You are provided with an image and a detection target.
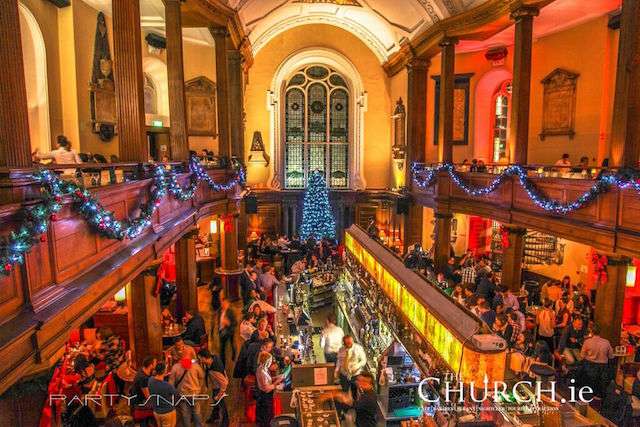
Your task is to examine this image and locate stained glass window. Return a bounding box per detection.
[284,65,350,189]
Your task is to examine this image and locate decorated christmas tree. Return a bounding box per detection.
[300,171,336,240]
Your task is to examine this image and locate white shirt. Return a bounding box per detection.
[37,147,82,165]
[335,343,367,378]
[256,365,274,392]
[249,299,276,314]
[320,324,345,354]
[240,320,256,342]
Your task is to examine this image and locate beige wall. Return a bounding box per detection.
[424,15,618,166]
[243,24,392,189]
[527,238,592,286]
[20,0,64,152]
[182,39,218,154]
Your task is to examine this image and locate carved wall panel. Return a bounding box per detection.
[185,76,217,136]
[539,68,579,140]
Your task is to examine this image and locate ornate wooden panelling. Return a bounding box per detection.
[412,173,637,258]
[0,168,232,394]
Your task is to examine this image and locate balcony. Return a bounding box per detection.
[412,164,640,258]
[0,162,236,392]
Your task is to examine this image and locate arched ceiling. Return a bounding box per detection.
[224,0,490,62]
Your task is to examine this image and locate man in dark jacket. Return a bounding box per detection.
[475,271,496,301]
[182,310,206,346]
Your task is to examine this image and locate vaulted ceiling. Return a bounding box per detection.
[224,0,491,62]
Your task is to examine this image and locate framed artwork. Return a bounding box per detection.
[432,73,474,145]
[185,76,217,137]
[539,68,579,140]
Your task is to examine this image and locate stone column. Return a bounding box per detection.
[127,271,163,367]
[610,0,640,167]
[438,38,457,163]
[227,45,245,160]
[500,226,527,292]
[0,0,32,168]
[175,229,198,318]
[113,0,147,162]
[405,57,429,186]
[217,212,242,301]
[211,27,231,159]
[595,255,630,346]
[433,212,453,272]
[164,0,189,161]
[508,6,539,165]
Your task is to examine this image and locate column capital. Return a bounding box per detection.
[606,255,633,266]
[510,5,539,21]
[434,212,453,220]
[406,56,430,71]
[209,26,229,38]
[438,36,459,48]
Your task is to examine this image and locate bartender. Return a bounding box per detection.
[256,351,284,427]
[335,335,367,398]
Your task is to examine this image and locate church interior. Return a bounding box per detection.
[1,0,640,425]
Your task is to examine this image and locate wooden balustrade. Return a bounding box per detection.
[412,170,640,258]
[0,167,234,394]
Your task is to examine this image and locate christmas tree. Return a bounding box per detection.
[300,171,336,240]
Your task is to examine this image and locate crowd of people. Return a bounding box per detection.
[411,245,632,400]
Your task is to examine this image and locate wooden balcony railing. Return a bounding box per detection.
[0,163,236,392]
[412,164,640,258]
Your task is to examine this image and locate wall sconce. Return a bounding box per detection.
[210,219,218,234]
[114,286,126,305]
[627,265,637,287]
[392,98,406,170]
[248,131,270,166]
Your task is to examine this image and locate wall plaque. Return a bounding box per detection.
[539,68,579,140]
[185,76,217,137]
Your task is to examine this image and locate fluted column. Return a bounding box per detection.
[127,272,163,367]
[610,0,640,167]
[433,212,453,272]
[211,27,231,158]
[406,57,429,186]
[175,229,198,317]
[164,0,189,161]
[227,46,244,159]
[509,6,539,165]
[500,226,526,292]
[438,38,457,163]
[594,255,630,346]
[113,0,147,162]
[0,0,32,167]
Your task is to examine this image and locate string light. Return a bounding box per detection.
[0,157,245,275]
[412,162,640,215]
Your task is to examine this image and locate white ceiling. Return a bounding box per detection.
[227,0,489,62]
[80,0,621,62]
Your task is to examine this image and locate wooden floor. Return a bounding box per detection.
[198,286,253,426]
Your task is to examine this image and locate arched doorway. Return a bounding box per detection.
[19,3,51,154]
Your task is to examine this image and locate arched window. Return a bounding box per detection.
[491,80,511,163]
[284,65,349,188]
[143,73,158,116]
